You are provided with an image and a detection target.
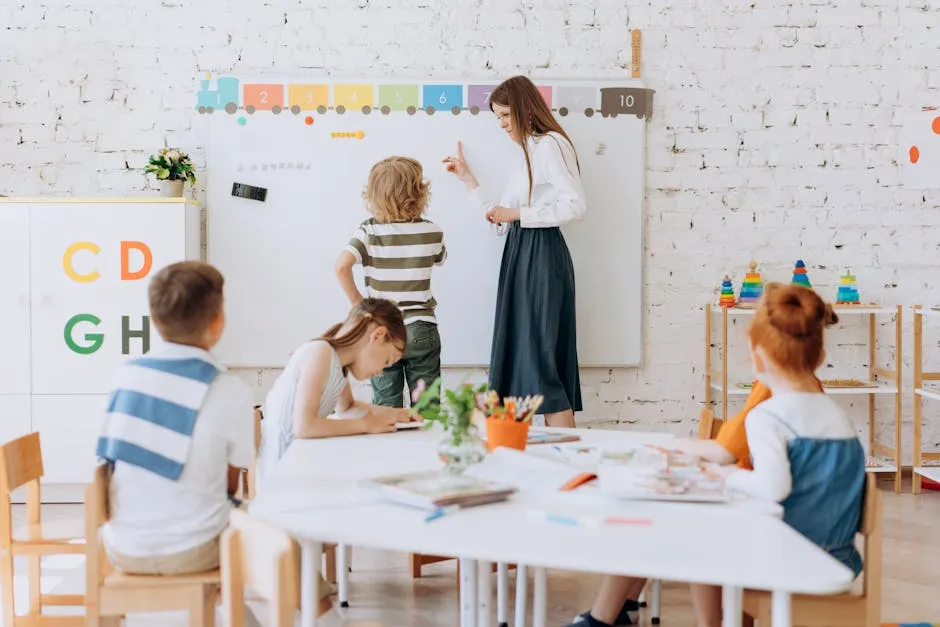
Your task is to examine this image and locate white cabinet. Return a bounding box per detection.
[0,198,201,500]
[32,394,108,485]
[29,202,193,394]
[0,206,31,395]
[0,395,31,450]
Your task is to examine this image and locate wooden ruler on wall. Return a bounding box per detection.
[631,29,642,78]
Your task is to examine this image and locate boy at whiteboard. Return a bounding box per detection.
[335,156,447,407]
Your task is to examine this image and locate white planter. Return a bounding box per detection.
[160,179,185,197]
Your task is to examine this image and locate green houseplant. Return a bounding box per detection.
[145,148,196,197]
[412,377,487,477]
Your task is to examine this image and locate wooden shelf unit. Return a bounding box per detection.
[912,306,940,494]
[705,304,903,493]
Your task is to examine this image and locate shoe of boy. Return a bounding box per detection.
[567,599,638,626]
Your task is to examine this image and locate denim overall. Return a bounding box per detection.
[763,414,866,576]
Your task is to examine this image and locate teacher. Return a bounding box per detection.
[443,75,586,427]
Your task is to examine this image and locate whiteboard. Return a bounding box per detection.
[203,77,650,368]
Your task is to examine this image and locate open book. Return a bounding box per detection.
[463,447,597,493]
[361,470,516,511]
[597,446,729,503]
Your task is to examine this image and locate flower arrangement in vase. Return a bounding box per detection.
[411,377,487,478]
[145,148,196,197]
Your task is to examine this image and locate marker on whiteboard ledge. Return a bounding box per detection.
[231,182,268,202]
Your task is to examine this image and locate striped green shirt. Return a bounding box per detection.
[346,218,447,324]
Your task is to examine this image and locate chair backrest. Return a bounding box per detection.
[0,432,45,546]
[253,406,263,453]
[221,509,300,627]
[697,408,724,440]
[858,474,882,604]
[0,432,44,494]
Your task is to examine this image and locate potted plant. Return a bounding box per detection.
[145,148,196,197]
[411,377,487,478]
[478,391,543,452]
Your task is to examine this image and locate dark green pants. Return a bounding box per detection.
[371,321,441,407]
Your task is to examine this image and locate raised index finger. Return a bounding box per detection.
[457,140,464,160]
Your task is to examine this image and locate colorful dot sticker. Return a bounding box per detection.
[304,116,314,125]
[908,114,940,163]
[903,107,939,188]
[237,116,246,126]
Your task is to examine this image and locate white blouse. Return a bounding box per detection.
[469,131,587,229]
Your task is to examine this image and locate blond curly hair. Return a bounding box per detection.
[363,156,430,223]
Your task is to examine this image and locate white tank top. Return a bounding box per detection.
[257,340,347,488]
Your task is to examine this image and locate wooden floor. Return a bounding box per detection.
[8,476,940,626]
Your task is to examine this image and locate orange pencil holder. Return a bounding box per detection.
[486,417,529,452]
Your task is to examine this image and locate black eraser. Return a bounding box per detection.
[231,182,267,202]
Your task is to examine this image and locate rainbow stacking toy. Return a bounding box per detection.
[719,275,736,308]
[737,261,764,307]
[836,268,860,304]
[791,259,812,288]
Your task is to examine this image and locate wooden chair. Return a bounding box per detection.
[698,407,725,440]
[221,509,381,627]
[242,406,339,584]
[238,406,265,502]
[85,463,221,627]
[743,473,882,627]
[0,432,85,627]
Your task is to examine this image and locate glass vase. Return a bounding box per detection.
[437,425,485,483]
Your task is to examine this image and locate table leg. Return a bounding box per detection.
[337,543,349,607]
[300,541,323,627]
[460,558,478,627]
[514,564,528,627]
[771,591,791,627]
[496,563,508,627]
[478,561,493,627]
[533,567,547,627]
[651,579,662,624]
[721,585,743,627]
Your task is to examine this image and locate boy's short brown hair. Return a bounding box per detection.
[148,261,224,342]
[362,156,430,223]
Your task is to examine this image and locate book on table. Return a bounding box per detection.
[597,445,730,503]
[462,447,597,492]
[361,470,516,511]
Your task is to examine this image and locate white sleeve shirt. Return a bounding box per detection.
[469,132,587,230]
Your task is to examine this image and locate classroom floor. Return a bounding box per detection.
[7,477,939,626]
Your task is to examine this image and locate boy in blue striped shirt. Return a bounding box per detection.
[98,261,255,576]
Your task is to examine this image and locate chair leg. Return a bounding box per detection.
[1,546,16,627]
[410,552,423,578]
[324,545,337,583]
[190,585,217,627]
[28,555,42,617]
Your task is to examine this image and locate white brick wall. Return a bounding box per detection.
[2,1,939,454]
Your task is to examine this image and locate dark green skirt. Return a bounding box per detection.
[488,222,582,414]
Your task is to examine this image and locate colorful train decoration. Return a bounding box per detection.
[195,76,654,120]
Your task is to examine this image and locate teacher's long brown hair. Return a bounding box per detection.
[489,75,580,203]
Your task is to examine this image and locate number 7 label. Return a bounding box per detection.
[468,84,497,110]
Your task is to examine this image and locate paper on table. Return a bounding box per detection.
[463,448,596,493]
